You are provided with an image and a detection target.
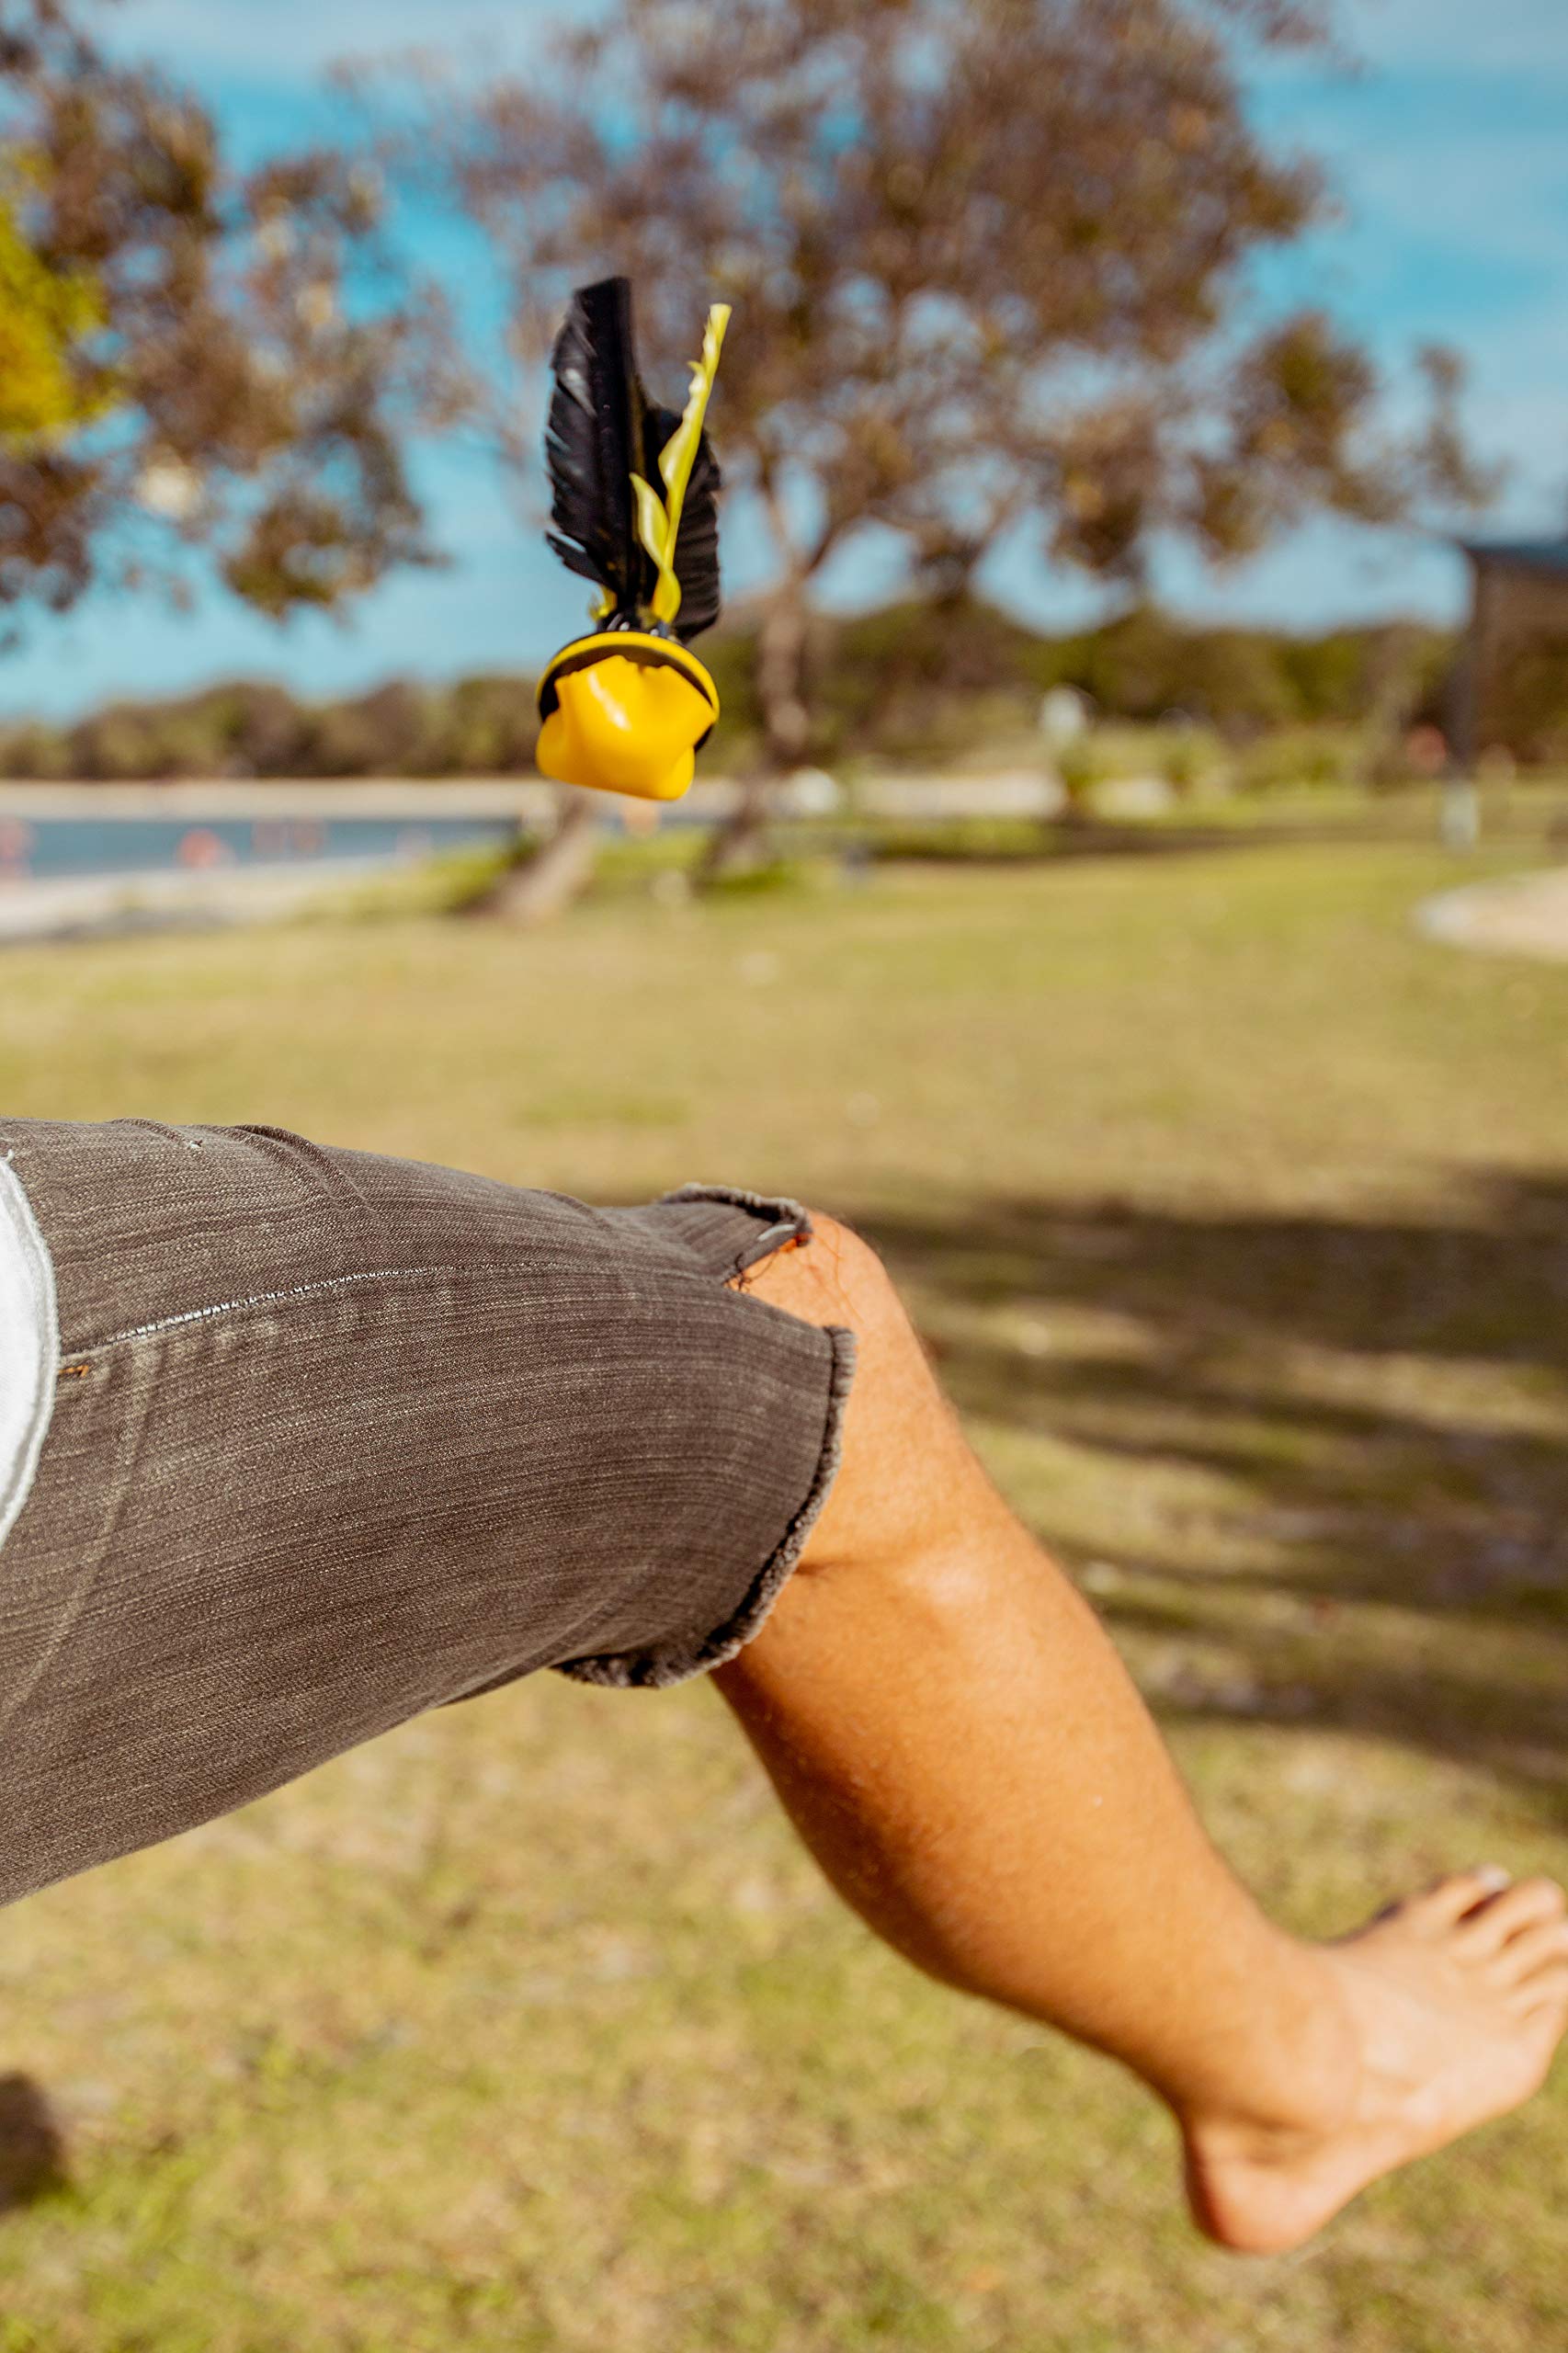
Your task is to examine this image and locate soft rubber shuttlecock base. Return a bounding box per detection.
[535,631,720,801]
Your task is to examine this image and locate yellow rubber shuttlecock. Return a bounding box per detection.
[539,278,729,800]
[535,630,720,801]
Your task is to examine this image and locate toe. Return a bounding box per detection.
[1457,1877,1567,1959]
[1488,1917,1568,1987]
[1506,1962,1568,2019]
[1409,1867,1512,1931]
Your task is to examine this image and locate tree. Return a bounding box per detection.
[0,0,463,643]
[0,180,108,445]
[379,0,1490,876]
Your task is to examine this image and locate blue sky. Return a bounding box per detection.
[6,0,1568,717]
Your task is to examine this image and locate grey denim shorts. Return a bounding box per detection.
[0,1118,855,1910]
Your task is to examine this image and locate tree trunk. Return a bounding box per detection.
[700,580,812,883]
[473,789,600,924]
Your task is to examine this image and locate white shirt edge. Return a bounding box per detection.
[0,1153,61,1555]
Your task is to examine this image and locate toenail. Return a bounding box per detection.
[1476,1865,1512,1892]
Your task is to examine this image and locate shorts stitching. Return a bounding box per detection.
[79,1265,463,1355]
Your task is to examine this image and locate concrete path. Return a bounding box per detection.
[0,779,556,822]
[0,769,1065,825]
[1416,865,1568,964]
[0,855,403,944]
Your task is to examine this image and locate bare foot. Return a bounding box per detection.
[1185,1870,1568,2254]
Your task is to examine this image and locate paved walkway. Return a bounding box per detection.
[1416,865,1568,963]
[0,779,557,823]
[0,855,403,943]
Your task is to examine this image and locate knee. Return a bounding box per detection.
[800,1209,899,1325]
[738,1207,963,1573]
[742,1208,909,1355]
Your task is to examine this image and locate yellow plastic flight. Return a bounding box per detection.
[535,630,720,801]
[631,303,730,631]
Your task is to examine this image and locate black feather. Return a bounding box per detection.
[543,277,653,627]
[545,279,724,641]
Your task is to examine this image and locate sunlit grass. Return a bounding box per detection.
[1,835,1567,2348]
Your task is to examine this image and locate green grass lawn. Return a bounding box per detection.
[2,836,1567,2351]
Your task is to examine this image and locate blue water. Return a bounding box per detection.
[0,813,519,883]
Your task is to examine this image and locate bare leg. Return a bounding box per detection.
[714,1219,1568,2252]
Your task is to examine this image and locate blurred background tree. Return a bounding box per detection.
[0,176,108,446]
[377,0,1492,880]
[0,0,465,644]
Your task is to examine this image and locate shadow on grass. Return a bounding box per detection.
[866,819,1255,866]
[858,1173,1568,1809]
[0,2075,69,2212]
[866,804,1568,867]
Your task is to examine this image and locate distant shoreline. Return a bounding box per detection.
[0,769,1065,941]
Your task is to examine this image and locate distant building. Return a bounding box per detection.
[1454,537,1568,769]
